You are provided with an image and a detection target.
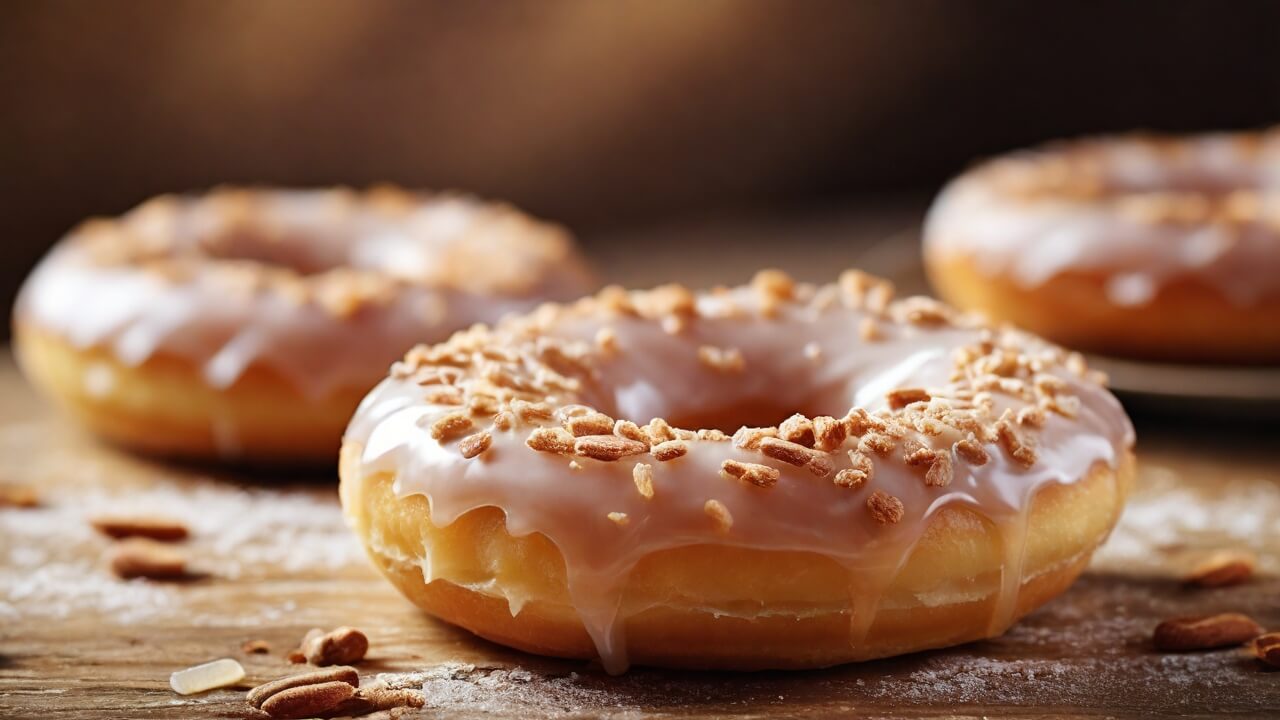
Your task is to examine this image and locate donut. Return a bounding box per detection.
[13,187,593,462]
[924,129,1280,363]
[339,270,1134,672]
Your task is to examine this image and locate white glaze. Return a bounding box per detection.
[15,188,594,401]
[344,281,1134,673]
[925,130,1280,307]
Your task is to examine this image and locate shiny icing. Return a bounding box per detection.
[15,187,594,401]
[925,130,1280,307]
[343,276,1134,673]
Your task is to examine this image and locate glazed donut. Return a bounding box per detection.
[339,270,1134,672]
[924,129,1280,363]
[14,187,593,462]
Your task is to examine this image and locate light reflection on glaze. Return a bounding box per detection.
[345,288,1134,673]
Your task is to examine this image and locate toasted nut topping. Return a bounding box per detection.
[107,538,188,580]
[428,412,474,441]
[567,411,616,437]
[704,499,733,533]
[1152,613,1264,651]
[866,490,904,524]
[759,437,833,478]
[423,385,465,405]
[651,439,689,461]
[595,327,619,353]
[732,426,777,450]
[697,345,746,373]
[859,316,882,341]
[1185,551,1256,588]
[779,414,815,446]
[925,452,953,487]
[812,416,847,452]
[1255,633,1280,668]
[247,667,361,709]
[575,435,649,461]
[613,420,651,445]
[720,459,780,488]
[954,435,991,466]
[458,431,493,459]
[1016,405,1046,428]
[834,451,875,490]
[169,658,245,696]
[632,463,655,500]
[607,511,630,526]
[995,411,1038,467]
[260,680,356,719]
[858,432,895,456]
[511,400,554,422]
[526,427,575,454]
[301,627,369,667]
[491,410,515,431]
[887,388,930,410]
[90,515,189,542]
[0,484,39,508]
[645,418,677,443]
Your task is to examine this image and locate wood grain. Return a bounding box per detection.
[2,229,1278,717]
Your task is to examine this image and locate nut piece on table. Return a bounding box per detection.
[107,538,189,580]
[1255,632,1280,669]
[301,626,369,666]
[246,666,360,709]
[1184,551,1256,588]
[90,514,190,542]
[1153,613,1264,651]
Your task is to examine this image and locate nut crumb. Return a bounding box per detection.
[835,451,874,489]
[458,431,493,459]
[1185,551,1255,588]
[90,515,189,542]
[574,435,649,461]
[526,427,575,454]
[759,437,833,478]
[651,439,689,461]
[107,538,188,580]
[866,490,904,524]
[607,512,630,526]
[704,499,733,533]
[954,435,990,466]
[241,639,271,654]
[778,414,815,446]
[632,463,655,499]
[566,411,616,437]
[720,459,780,488]
[697,345,746,373]
[428,412,474,441]
[887,388,930,410]
[302,627,369,666]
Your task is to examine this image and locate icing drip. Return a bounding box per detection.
[15,188,593,401]
[925,130,1280,307]
[345,280,1134,673]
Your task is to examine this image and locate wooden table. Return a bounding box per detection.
[2,214,1278,718]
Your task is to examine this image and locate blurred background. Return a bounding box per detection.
[3,0,1280,340]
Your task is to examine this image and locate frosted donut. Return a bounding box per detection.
[13,187,593,462]
[924,129,1280,363]
[339,270,1134,672]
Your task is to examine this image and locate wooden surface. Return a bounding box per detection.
[2,219,1279,718]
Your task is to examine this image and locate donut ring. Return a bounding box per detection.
[924,129,1280,363]
[340,270,1134,672]
[14,187,594,462]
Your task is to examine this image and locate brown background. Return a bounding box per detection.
[3,0,1280,338]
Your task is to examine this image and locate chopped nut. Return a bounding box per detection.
[458,431,493,459]
[526,427,575,454]
[247,667,361,709]
[1185,551,1256,588]
[779,414,815,446]
[887,388,930,410]
[607,512,630,526]
[720,459,781,488]
[858,432,895,456]
[108,538,188,580]
[90,515,189,542]
[1016,405,1046,428]
[835,451,874,489]
[651,439,688,461]
[595,327,619,353]
[1255,633,1280,668]
[732,426,777,450]
[867,490,905,524]
[613,420,651,445]
[645,417,677,443]
[491,411,515,431]
[261,680,356,719]
[954,435,990,465]
[924,452,953,487]
[704,499,733,533]
[241,639,271,654]
[1153,613,1263,651]
[302,627,369,666]
[566,411,616,437]
[467,393,501,416]
[428,412,474,441]
[697,345,746,373]
[632,463,655,499]
[859,316,882,341]
[995,411,1038,467]
[812,416,847,452]
[759,437,833,478]
[423,385,464,405]
[511,399,554,422]
[574,435,649,461]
